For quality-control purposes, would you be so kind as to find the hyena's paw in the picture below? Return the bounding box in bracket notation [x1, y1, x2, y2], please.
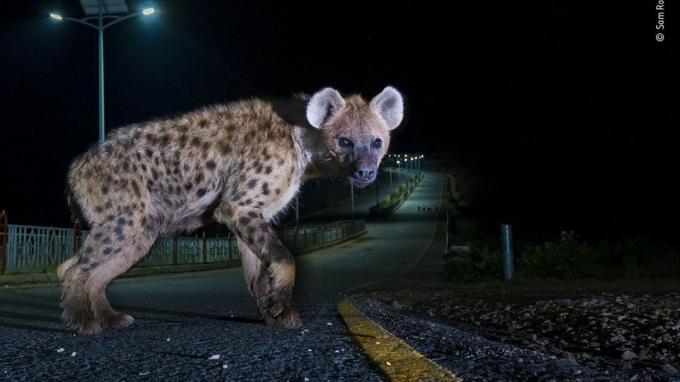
[66, 313, 135, 334]
[61, 296, 103, 334]
[276, 306, 302, 329]
[259, 298, 302, 329]
[63, 311, 104, 335]
[105, 312, 136, 329]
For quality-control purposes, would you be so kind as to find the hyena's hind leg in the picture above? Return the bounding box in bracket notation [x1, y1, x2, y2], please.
[58, 218, 157, 334]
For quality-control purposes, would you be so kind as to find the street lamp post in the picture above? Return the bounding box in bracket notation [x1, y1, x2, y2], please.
[50, 4, 156, 144]
[396, 160, 401, 182]
[375, 173, 380, 206]
[350, 182, 354, 220]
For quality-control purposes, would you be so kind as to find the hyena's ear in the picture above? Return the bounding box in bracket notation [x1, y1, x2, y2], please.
[370, 86, 404, 130]
[306, 88, 346, 128]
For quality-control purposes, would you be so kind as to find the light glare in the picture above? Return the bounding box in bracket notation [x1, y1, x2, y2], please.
[142, 7, 155, 15]
[50, 13, 63, 21]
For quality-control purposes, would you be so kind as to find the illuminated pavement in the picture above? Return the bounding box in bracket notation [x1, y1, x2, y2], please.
[0, 172, 443, 381]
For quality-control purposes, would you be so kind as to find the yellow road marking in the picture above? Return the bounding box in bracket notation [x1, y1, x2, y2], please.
[338, 298, 461, 382]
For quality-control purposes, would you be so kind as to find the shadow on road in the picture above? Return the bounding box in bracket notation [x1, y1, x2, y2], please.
[0, 310, 62, 323]
[0, 321, 71, 334]
[115, 304, 264, 325]
[0, 297, 264, 334]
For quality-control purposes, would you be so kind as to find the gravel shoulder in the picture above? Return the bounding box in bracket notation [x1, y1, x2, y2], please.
[367, 280, 680, 381]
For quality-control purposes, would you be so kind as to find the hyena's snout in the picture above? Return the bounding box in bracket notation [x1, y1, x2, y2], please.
[351, 160, 377, 188]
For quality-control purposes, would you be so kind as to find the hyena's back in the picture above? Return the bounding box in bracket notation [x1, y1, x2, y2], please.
[67, 100, 295, 233]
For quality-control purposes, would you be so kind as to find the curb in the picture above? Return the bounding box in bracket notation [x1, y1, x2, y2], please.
[0, 261, 240, 288]
[338, 297, 460, 382]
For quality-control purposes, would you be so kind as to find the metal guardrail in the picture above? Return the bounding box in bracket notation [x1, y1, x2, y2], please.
[280, 220, 366, 253]
[138, 234, 241, 267]
[377, 172, 423, 208]
[0, 211, 366, 274]
[4, 224, 80, 272]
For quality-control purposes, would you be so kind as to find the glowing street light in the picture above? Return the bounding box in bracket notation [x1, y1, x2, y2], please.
[49, 1, 157, 144]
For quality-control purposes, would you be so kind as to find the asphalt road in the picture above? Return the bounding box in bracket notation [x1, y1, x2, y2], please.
[0, 172, 443, 381]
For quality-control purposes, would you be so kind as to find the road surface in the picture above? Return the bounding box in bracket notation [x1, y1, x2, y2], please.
[0, 172, 443, 381]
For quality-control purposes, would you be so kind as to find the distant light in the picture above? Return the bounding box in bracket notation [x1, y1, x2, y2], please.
[397, 161, 401, 164]
[142, 7, 155, 15]
[50, 12, 63, 21]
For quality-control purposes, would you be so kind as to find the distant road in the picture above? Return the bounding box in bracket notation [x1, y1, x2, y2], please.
[0, 172, 443, 381]
[303, 168, 418, 222]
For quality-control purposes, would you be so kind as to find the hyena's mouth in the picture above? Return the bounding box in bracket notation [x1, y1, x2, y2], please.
[349, 176, 373, 189]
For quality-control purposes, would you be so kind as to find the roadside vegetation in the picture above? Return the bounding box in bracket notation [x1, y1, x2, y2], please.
[445, 231, 680, 283]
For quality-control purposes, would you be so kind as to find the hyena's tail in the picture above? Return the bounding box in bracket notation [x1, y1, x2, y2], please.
[64, 176, 86, 226]
[57, 257, 78, 281]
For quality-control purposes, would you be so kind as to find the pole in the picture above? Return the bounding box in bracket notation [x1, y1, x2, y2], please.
[98, 12, 105, 144]
[295, 195, 300, 225]
[0, 211, 7, 274]
[73, 219, 82, 254]
[350, 182, 354, 220]
[375, 175, 380, 205]
[502, 224, 514, 281]
[172, 236, 178, 265]
[227, 233, 232, 261]
[389, 168, 393, 188]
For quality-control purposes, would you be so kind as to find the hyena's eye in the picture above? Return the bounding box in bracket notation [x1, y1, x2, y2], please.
[338, 137, 354, 149]
[372, 138, 383, 149]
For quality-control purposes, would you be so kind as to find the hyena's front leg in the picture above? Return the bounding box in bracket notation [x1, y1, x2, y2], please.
[217, 206, 300, 329]
[237, 238, 270, 299]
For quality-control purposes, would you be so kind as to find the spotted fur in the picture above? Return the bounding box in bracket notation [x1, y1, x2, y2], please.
[58, 87, 404, 334]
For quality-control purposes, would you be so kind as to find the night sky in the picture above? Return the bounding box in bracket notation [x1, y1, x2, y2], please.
[0, 1, 676, 241]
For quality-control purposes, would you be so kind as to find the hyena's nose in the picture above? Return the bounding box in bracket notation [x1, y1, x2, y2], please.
[355, 164, 376, 182]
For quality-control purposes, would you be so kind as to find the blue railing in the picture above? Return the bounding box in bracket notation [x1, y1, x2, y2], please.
[0, 212, 365, 274]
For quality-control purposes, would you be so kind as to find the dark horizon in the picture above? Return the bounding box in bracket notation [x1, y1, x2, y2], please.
[0, 0, 676, 241]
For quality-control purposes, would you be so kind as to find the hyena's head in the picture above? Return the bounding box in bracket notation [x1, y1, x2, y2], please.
[306, 86, 404, 188]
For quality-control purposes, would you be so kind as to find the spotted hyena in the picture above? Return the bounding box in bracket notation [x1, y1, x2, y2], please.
[57, 86, 404, 334]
